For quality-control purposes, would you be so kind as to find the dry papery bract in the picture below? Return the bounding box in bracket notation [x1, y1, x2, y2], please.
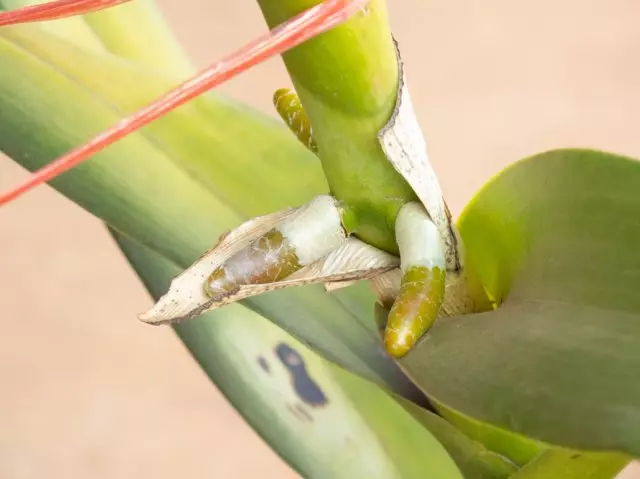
[139, 207, 399, 325]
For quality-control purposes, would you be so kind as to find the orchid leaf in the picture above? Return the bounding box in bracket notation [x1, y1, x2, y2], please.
[401, 149, 640, 458]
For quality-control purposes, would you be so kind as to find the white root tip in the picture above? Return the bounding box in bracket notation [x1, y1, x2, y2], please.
[278, 194, 347, 265]
[395, 202, 446, 273]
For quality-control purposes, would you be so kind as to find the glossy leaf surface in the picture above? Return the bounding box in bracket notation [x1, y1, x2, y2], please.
[401, 150, 640, 457]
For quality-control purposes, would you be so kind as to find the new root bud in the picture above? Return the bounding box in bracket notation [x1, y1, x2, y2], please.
[273, 88, 318, 153]
[205, 195, 347, 298]
[384, 202, 446, 358]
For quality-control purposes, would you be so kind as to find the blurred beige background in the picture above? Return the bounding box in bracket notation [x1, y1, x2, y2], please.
[2, 0, 640, 477]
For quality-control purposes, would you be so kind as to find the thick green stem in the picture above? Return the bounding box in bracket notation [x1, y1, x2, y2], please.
[256, 0, 417, 254]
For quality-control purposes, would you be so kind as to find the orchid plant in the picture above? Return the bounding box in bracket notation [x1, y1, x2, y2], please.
[1, 0, 639, 477]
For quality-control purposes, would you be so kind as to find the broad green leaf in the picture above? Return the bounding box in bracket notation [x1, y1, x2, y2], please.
[113, 230, 469, 479]
[0, 25, 421, 399]
[400, 149, 640, 457]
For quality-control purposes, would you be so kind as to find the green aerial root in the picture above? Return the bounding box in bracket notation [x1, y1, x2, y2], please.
[273, 87, 318, 153]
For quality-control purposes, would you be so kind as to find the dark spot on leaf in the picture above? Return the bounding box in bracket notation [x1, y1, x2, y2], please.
[275, 342, 328, 407]
[257, 356, 270, 373]
[570, 454, 582, 460]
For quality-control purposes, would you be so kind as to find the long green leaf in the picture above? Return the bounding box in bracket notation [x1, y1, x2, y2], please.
[400, 149, 640, 457]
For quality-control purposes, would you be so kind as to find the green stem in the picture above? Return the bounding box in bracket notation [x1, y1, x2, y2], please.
[256, 0, 417, 254]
